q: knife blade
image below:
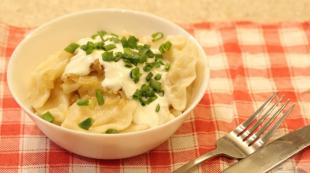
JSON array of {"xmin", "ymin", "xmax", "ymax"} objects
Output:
[{"xmin": 222, "ymin": 125, "xmax": 310, "ymax": 173}]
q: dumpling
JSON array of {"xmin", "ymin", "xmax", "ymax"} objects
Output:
[
  {"xmin": 28, "ymin": 51, "xmax": 72, "ymax": 108},
  {"xmin": 61, "ymin": 75, "xmax": 102, "ymax": 96},
  {"xmin": 165, "ymin": 39, "xmax": 198, "ymax": 111},
  {"xmin": 35, "ymin": 83, "xmax": 69, "ymax": 123},
  {"xmin": 61, "ymin": 96, "xmax": 138, "ymax": 133}
]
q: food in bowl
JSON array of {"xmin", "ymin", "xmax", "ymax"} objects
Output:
[{"xmin": 28, "ymin": 31, "xmax": 198, "ymax": 134}]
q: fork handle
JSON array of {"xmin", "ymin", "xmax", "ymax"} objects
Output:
[{"xmin": 173, "ymin": 149, "xmax": 221, "ymax": 173}]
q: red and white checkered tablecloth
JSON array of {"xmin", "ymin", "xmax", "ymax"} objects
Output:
[{"xmin": 1, "ymin": 21, "xmax": 310, "ymax": 173}]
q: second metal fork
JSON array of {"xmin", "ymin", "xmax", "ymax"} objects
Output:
[{"xmin": 173, "ymin": 93, "xmax": 295, "ymax": 173}]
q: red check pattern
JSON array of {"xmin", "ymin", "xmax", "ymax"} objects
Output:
[{"xmin": 1, "ymin": 21, "xmax": 310, "ymax": 173}]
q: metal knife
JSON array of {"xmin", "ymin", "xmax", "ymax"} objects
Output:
[{"xmin": 222, "ymin": 125, "xmax": 310, "ymax": 173}]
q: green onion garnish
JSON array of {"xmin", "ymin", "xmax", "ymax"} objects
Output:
[
  {"xmin": 154, "ymin": 74, "xmax": 161, "ymax": 80},
  {"xmin": 108, "ymin": 37, "xmax": 121, "ymax": 43},
  {"xmin": 133, "ymin": 83, "xmax": 158, "ymax": 106},
  {"xmin": 150, "ymin": 79, "xmax": 162, "ymax": 92},
  {"xmin": 78, "ymin": 117, "xmax": 93, "ymax": 130},
  {"xmin": 127, "ymin": 36, "xmax": 139, "ymax": 49},
  {"xmin": 155, "ymin": 104, "xmax": 160, "ymax": 112},
  {"xmin": 104, "ymin": 44, "xmax": 116, "ymax": 51},
  {"xmin": 76, "ymin": 99, "xmax": 89, "ymax": 106},
  {"xmin": 110, "ymin": 33, "xmax": 119, "ymax": 38},
  {"xmin": 143, "ymin": 63, "xmax": 153, "ymax": 72},
  {"xmin": 91, "ymin": 33, "xmax": 98, "ymax": 39},
  {"xmin": 122, "ymin": 48, "xmax": 140, "ymax": 65},
  {"xmin": 158, "ymin": 90, "xmax": 165, "ymax": 96},
  {"xmin": 98, "ymin": 31, "xmax": 107, "ymax": 41},
  {"xmin": 146, "ymin": 72, "xmax": 153, "ymax": 81},
  {"xmin": 152, "ymin": 32, "xmax": 164, "ymax": 42},
  {"xmin": 105, "ymin": 128, "xmax": 118, "ymax": 134},
  {"xmin": 95, "ymin": 42, "xmax": 104, "ymax": 49},
  {"xmin": 41, "ymin": 111, "xmax": 54, "ymax": 123},
  {"xmin": 154, "ymin": 54, "xmax": 163, "ymax": 59},
  {"xmin": 138, "ymin": 44, "xmax": 155, "ymax": 58},
  {"xmin": 125, "ymin": 63, "xmax": 133, "ymax": 68},
  {"xmin": 130, "ymin": 67, "xmax": 141, "ymax": 83},
  {"xmin": 64, "ymin": 43, "xmax": 79, "ymax": 53},
  {"xmin": 159, "ymin": 41, "xmax": 172, "ymax": 53},
  {"xmin": 102, "ymin": 51, "xmax": 115, "ymax": 61},
  {"xmin": 113, "ymin": 52, "xmax": 122, "ymax": 62},
  {"xmin": 81, "ymin": 41, "xmax": 96, "ymax": 55},
  {"xmin": 95, "ymin": 89, "xmax": 105, "ymax": 105},
  {"xmin": 164, "ymin": 63, "xmax": 171, "ymax": 71},
  {"xmin": 121, "ymin": 36, "xmax": 129, "ymax": 48}
]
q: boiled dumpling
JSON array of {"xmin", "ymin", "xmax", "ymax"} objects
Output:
[
  {"xmin": 165, "ymin": 40, "xmax": 197, "ymax": 111},
  {"xmin": 28, "ymin": 51, "xmax": 72, "ymax": 108}
]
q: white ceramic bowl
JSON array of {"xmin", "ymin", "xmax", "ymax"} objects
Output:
[{"xmin": 7, "ymin": 9, "xmax": 209, "ymax": 159}]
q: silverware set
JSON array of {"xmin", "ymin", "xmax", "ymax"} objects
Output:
[{"xmin": 173, "ymin": 93, "xmax": 309, "ymax": 173}]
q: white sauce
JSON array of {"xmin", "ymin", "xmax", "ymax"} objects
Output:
[
  {"xmin": 133, "ymin": 96, "xmax": 172, "ymax": 127},
  {"xmin": 151, "ymin": 48, "xmax": 160, "ymax": 54},
  {"xmin": 100, "ymin": 61, "xmax": 133, "ymax": 95},
  {"xmin": 63, "ymin": 49, "xmax": 96, "ymax": 76}
]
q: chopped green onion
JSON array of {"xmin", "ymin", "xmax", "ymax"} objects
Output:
[
  {"xmin": 104, "ymin": 44, "xmax": 116, "ymax": 51},
  {"xmin": 154, "ymin": 54, "xmax": 163, "ymax": 59},
  {"xmin": 121, "ymin": 36, "xmax": 129, "ymax": 48},
  {"xmin": 141, "ymin": 84, "xmax": 155, "ymax": 96},
  {"xmin": 164, "ymin": 63, "xmax": 171, "ymax": 71},
  {"xmin": 64, "ymin": 43, "xmax": 79, "ymax": 53},
  {"xmin": 150, "ymin": 79, "xmax": 162, "ymax": 92},
  {"xmin": 110, "ymin": 33, "xmax": 119, "ymax": 38},
  {"xmin": 146, "ymin": 72, "xmax": 153, "ymax": 81},
  {"xmin": 132, "ymin": 89, "xmax": 142, "ymax": 101},
  {"xmin": 127, "ymin": 36, "xmax": 139, "ymax": 48},
  {"xmin": 123, "ymin": 48, "xmax": 140, "ymax": 65},
  {"xmin": 133, "ymin": 83, "xmax": 158, "ymax": 106},
  {"xmin": 154, "ymin": 74, "xmax": 162, "ymax": 80},
  {"xmin": 125, "ymin": 63, "xmax": 133, "ymax": 68},
  {"xmin": 138, "ymin": 55, "xmax": 147, "ymax": 64},
  {"xmin": 105, "ymin": 128, "xmax": 118, "ymax": 134},
  {"xmin": 130, "ymin": 67, "xmax": 141, "ymax": 83},
  {"xmin": 152, "ymin": 32, "xmax": 164, "ymax": 42},
  {"xmin": 142, "ymin": 96, "xmax": 157, "ymax": 106},
  {"xmin": 41, "ymin": 112, "xmax": 54, "ymax": 123},
  {"xmin": 98, "ymin": 31, "xmax": 107, "ymax": 41},
  {"xmin": 108, "ymin": 37, "xmax": 120, "ymax": 43},
  {"xmin": 91, "ymin": 33, "xmax": 98, "ymax": 39},
  {"xmin": 114, "ymin": 52, "xmax": 122, "ymax": 62},
  {"xmin": 81, "ymin": 41, "xmax": 96, "ymax": 55},
  {"xmin": 76, "ymin": 99, "xmax": 89, "ymax": 106},
  {"xmin": 159, "ymin": 41, "xmax": 172, "ymax": 53},
  {"xmin": 143, "ymin": 63, "xmax": 153, "ymax": 72},
  {"xmin": 158, "ymin": 90, "xmax": 165, "ymax": 96},
  {"xmin": 95, "ymin": 42, "xmax": 104, "ymax": 49},
  {"xmin": 138, "ymin": 45, "xmax": 152, "ymax": 58},
  {"xmin": 146, "ymin": 49, "xmax": 155, "ymax": 58},
  {"xmin": 154, "ymin": 61, "xmax": 162, "ymax": 68},
  {"xmin": 155, "ymin": 104, "xmax": 160, "ymax": 112},
  {"xmin": 78, "ymin": 117, "xmax": 93, "ymax": 130},
  {"xmin": 95, "ymin": 89, "xmax": 105, "ymax": 105},
  {"xmin": 102, "ymin": 51, "xmax": 115, "ymax": 61}
]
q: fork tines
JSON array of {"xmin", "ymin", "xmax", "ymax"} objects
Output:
[{"xmin": 235, "ymin": 93, "xmax": 295, "ymax": 147}]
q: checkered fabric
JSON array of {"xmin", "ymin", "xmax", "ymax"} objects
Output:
[{"xmin": 1, "ymin": 21, "xmax": 310, "ymax": 173}]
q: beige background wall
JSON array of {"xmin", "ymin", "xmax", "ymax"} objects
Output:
[{"xmin": 1, "ymin": 0, "xmax": 310, "ymax": 27}]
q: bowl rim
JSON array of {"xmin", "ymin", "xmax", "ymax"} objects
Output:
[{"xmin": 7, "ymin": 8, "xmax": 209, "ymax": 138}]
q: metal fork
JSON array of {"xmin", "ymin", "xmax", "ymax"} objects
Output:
[{"xmin": 173, "ymin": 93, "xmax": 295, "ymax": 173}]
